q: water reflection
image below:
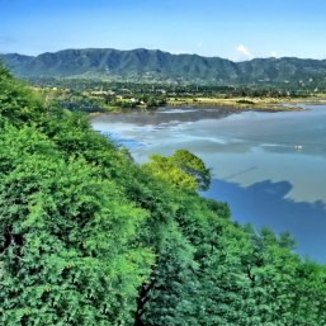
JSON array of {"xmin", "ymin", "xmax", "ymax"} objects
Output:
[
  {"xmin": 205, "ymin": 179, "xmax": 326, "ymax": 263},
  {"xmin": 91, "ymin": 105, "xmax": 326, "ymax": 262},
  {"xmin": 92, "ymin": 106, "xmax": 239, "ymax": 126}
]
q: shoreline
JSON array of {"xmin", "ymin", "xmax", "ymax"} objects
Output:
[
  {"xmin": 166, "ymin": 97, "xmax": 314, "ymax": 112},
  {"xmin": 87, "ymin": 96, "xmax": 326, "ymax": 118},
  {"xmin": 89, "ymin": 96, "xmax": 319, "ymax": 117}
]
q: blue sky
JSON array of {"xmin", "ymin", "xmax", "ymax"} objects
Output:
[{"xmin": 1, "ymin": 0, "xmax": 326, "ymax": 60}]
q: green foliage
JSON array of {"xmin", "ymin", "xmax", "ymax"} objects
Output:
[
  {"xmin": 236, "ymin": 99, "xmax": 256, "ymax": 105},
  {"xmin": 170, "ymin": 149, "xmax": 211, "ymax": 190},
  {"xmin": 0, "ymin": 68, "xmax": 326, "ymax": 325},
  {"xmin": 0, "ymin": 125, "xmax": 153, "ymax": 325},
  {"xmin": 143, "ymin": 150, "xmax": 211, "ymax": 192},
  {"xmin": 0, "ymin": 67, "xmax": 45, "ymax": 125}
]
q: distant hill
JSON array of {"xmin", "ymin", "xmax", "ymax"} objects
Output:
[{"xmin": 1, "ymin": 48, "xmax": 326, "ymax": 84}]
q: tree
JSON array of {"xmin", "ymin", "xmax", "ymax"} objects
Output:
[
  {"xmin": 143, "ymin": 149, "xmax": 211, "ymax": 192},
  {"xmin": 0, "ymin": 125, "xmax": 153, "ymax": 325}
]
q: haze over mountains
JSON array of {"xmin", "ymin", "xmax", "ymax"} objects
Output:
[{"xmin": 1, "ymin": 48, "xmax": 326, "ymax": 84}]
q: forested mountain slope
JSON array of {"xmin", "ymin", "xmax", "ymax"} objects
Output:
[
  {"xmin": 2, "ymin": 48, "xmax": 326, "ymax": 84},
  {"xmin": 0, "ymin": 67, "xmax": 325, "ymax": 325}
]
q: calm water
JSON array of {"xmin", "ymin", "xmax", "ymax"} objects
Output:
[{"xmin": 91, "ymin": 105, "xmax": 326, "ymax": 263}]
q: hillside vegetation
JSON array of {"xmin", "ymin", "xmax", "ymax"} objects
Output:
[
  {"xmin": 0, "ymin": 67, "xmax": 326, "ymax": 325},
  {"xmin": 2, "ymin": 48, "xmax": 326, "ymax": 86}
]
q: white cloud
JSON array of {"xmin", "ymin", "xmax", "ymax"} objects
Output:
[
  {"xmin": 196, "ymin": 42, "xmax": 203, "ymax": 48},
  {"xmin": 270, "ymin": 51, "xmax": 279, "ymax": 58},
  {"xmin": 235, "ymin": 44, "xmax": 253, "ymax": 59}
]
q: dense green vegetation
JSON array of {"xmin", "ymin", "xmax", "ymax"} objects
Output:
[
  {"xmin": 2, "ymin": 48, "xmax": 326, "ymax": 88},
  {"xmin": 1, "ymin": 67, "xmax": 326, "ymax": 325},
  {"xmin": 33, "ymin": 83, "xmax": 167, "ymax": 113},
  {"xmin": 18, "ymin": 79, "xmax": 324, "ymax": 114}
]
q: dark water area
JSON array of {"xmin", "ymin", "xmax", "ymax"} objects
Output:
[
  {"xmin": 91, "ymin": 105, "xmax": 326, "ymax": 263},
  {"xmin": 205, "ymin": 178, "xmax": 326, "ymax": 261}
]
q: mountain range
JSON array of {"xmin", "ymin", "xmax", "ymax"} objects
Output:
[{"xmin": 1, "ymin": 48, "xmax": 326, "ymax": 84}]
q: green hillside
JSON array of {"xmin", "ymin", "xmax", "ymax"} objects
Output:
[
  {"xmin": 2, "ymin": 48, "xmax": 326, "ymax": 84},
  {"xmin": 0, "ymin": 66, "xmax": 326, "ymax": 325}
]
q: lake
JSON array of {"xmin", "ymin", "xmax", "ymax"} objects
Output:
[{"xmin": 91, "ymin": 105, "xmax": 326, "ymax": 263}]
